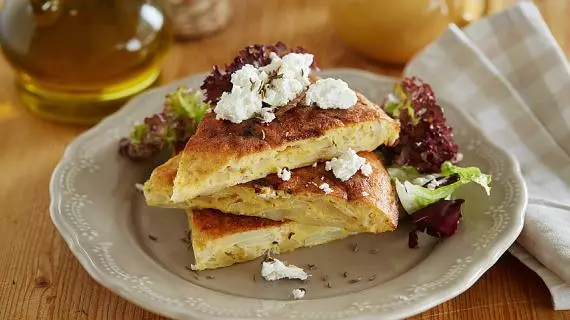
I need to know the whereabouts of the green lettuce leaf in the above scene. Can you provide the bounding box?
[165,87,210,122]
[119,87,211,161]
[391,161,491,213]
[382,83,419,125]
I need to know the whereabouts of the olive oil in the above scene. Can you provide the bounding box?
[0,0,173,124]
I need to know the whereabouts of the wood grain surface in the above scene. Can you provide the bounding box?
[1,0,570,319]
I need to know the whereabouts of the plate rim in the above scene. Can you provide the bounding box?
[49,68,527,320]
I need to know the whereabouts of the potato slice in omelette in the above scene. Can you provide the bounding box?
[168,92,399,202]
[188,209,353,271]
[144,151,400,233]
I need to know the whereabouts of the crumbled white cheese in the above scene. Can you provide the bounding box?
[361,191,370,197]
[325,149,373,181]
[213,53,313,123]
[231,64,267,90]
[305,78,357,109]
[312,162,318,167]
[259,107,276,123]
[135,183,144,192]
[360,163,373,177]
[261,258,308,281]
[277,168,292,181]
[214,85,263,123]
[291,288,306,300]
[319,183,333,194]
[262,53,313,107]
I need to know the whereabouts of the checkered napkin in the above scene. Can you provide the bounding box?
[404,2,570,310]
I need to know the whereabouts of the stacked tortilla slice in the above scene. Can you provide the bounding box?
[144,92,401,270]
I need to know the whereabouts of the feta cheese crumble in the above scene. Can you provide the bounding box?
[213,52,360,124]
[277,168,292,181]
[135,183,144,192]
[360,163,373,176]
[259,107,276,123]
[305,78,357,109]
[215,85,263,123]
[319,183,333,194]
[291,288,306,300]
[261,258,308,281]
[213,52,313,124]
[262,52,313,107]
[325,149,373,181]
[361,191,370,197]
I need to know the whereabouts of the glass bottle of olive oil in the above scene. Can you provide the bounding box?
[0,0,173,124]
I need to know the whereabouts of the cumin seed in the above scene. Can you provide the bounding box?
[352,244,359,252]
[368,274,377,282]
[369,249,379,254]
[206,275,215,280]
[148,234,157,241]
[326,281,332,288]
[307,264,317,270]
[350,277,362,284]
[322,275,329,282]
[253,274,257,282]
[343,271,349,278]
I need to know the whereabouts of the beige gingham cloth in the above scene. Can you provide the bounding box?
[404,2,570,310]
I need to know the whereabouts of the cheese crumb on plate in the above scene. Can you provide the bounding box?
[261,258,308,281]
[291,288,306,300]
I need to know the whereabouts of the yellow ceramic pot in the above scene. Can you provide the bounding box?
[329,0,500,65]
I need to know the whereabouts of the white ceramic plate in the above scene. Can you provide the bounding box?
[49,69,527,320]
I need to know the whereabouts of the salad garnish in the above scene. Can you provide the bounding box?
[408,199,465,248]
[379,76,458,173]
[380,77,491,247]
[119,87,210,161]
[389,161,491,214]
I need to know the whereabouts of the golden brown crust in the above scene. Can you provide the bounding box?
[191,208,289,240]
[245,151,399,227]
[246,151,374,200]
[183,93,398,157]
[152,151,400,232]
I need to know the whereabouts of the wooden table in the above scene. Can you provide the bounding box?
[1,0,570,319]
